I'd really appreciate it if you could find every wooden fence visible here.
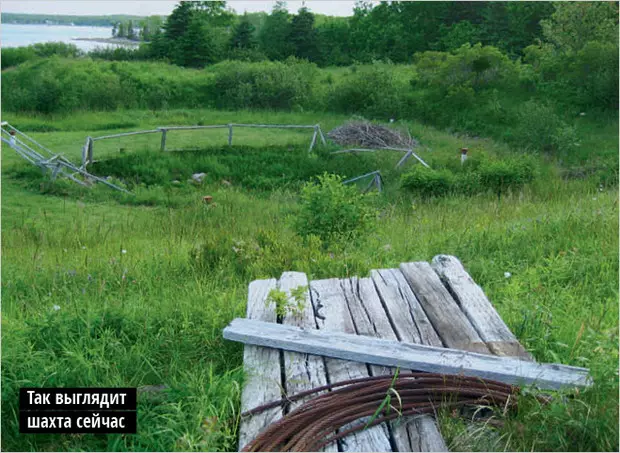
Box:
[82,123,327,168]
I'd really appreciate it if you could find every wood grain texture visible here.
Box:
[371,269,442,347]
[399,262,490,354]
[223,318,592,390]
[280,273,332,412]
[343,277,447,452]
[310,278,394,452]
[431,255,533,360]
[238,279,283,451]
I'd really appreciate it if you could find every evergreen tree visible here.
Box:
[117,22,126,38]
[112,22,118,38]
[230,14,256,50]
[289,7,318,61]
[126,20,137,40]
[259,1,293,60]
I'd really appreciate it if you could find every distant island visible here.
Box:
[73,37,142,46]
[1,12,160,27]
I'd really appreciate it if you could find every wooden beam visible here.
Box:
[223,318,592,390]
[431,255,533,360]
[237,279,283,451]
[399,262,490,354]
[310,278,393,452]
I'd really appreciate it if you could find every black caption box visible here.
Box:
[20,410,137,434]
[20,388,137,411]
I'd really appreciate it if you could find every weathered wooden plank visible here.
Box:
[343,277,446,452]
[160,129,167,152]
[223,318,592,390]
[310,278,394,452]
[280,273,332,411]
[399,262,490,354]
[431,255,533,360]
[371,269,442,347]
[238,279,282,451]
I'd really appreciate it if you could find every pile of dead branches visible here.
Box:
[328,120,419,149]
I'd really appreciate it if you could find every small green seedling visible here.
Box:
[265,285,309,318]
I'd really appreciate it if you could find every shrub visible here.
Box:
[510,100,579,154]
[478,157,536,198]
[327,64,408,119]
[208,59,319,110]
[295,173,376,244]
[1,42,82,70]
[400,166,455,197]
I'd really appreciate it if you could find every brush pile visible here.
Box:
[328,120,419,149]
[242,372,518,452]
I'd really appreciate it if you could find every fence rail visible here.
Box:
[83,123,328,167]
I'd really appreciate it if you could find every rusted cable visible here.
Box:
[242,373,519,452]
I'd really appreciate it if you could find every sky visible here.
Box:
[1,1,359,17]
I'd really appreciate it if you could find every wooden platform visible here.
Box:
[237,255,533,452]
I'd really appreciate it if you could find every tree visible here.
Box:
[230,14,256,50]
[112,22,118,38]
[179,14,219,67]
[540,2,618,53]
[259,1,293,60]
[117,22,126,38]
[289,7,318,61]
[126,20,137,40]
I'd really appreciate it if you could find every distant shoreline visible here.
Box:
[73,37,142,46]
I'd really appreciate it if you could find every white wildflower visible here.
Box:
[504,272,512,279]
[122,249,127,254]
[53,305,61,311]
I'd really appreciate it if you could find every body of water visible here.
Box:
[1,24,131,52]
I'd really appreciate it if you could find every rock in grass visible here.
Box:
[192,173,207,184]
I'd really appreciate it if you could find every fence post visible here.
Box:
[317,125,327,145]
[160,129,167,152]
[308,126,318,153]
[87,137,94,165]
[228,124,233,146]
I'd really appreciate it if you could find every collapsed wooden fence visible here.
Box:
[82,123,328,168]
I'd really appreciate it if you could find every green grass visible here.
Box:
[2,109,618,451]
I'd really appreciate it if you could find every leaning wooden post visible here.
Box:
[308,126,318,153]
[228,124,233,146]
[160,129,167,152]
[317,125,327,145]
[87,137,94,165]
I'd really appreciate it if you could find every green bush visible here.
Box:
[207,59,319,110]
[478,157,536,198]
[509,100,579,154]
[327,64,408,118]
[1,58,214,113]
[402,156,536,198]
[295,173,376,244]
[400,166,455,197]
[1,42,82,70]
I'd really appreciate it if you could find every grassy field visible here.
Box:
[1,109,618,451]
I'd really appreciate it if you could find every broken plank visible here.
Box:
[343,277,447,452]
[310,278,394,452]
[223,318,592,390]
[238,279,283,451]
[399,262,490,354]
[431,255,533,360]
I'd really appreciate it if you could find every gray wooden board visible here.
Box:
[431,255,533,360]
[399,262,490,354]
[223,318,592,390]
[342,277,447,452]
[310,278,394,452]
[371,269,442,347]
[279,273,332,411]
[238,279,283,451]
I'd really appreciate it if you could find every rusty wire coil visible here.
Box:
[242,372,519,452]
